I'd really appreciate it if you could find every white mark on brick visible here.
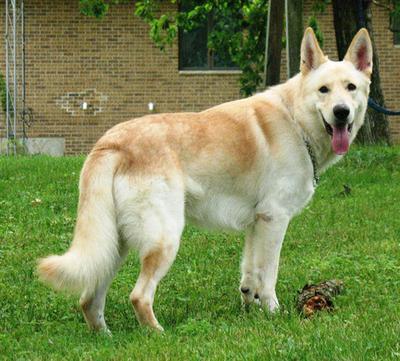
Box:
[56,89,108,116]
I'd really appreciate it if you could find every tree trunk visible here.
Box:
[285,0,304,78]
[263,0,285,87]
[332,0,391,144]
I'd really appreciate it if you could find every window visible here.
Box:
[392,2,400,45]
[178,1,238,71]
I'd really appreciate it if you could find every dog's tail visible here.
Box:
[37,151,120,295]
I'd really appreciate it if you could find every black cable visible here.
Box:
[368,97,400,115]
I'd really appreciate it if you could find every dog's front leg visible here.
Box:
[241,212,289,312]
[240,228,258,305]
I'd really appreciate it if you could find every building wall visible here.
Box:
[0,1,241,154]
[0,1,399,155]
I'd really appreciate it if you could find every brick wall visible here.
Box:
[0,1,241,154]
[0,1,399,154]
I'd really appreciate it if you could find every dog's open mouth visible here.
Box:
[321,113,353,155]
[322,116,353,136]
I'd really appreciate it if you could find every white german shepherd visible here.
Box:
[38,28,372,333]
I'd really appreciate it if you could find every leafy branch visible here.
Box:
[79,0,268,96]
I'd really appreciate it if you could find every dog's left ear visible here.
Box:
[344,28,373,77]
[300,27,327,74]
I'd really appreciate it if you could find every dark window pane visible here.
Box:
[208,11,239,70]
[393,1,400,45]
[394,16,400,45]
[178,1,237,70]
[179,26,208,69]
[213,51,237,69]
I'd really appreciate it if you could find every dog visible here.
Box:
[38,28,372,333]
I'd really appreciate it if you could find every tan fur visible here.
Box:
[37,258,58,282]
[131,297,159,329]
[256,213,273,223]
[130,247,166,330]
[91,105,262,177]
[141,247,165,278]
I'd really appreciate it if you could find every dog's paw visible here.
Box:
[101,327,113,337]
[260,293,280,313]
[239,285,259,305]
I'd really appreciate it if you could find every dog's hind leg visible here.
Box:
[130,238,180,331]
[79,244,129,334]
[114,173,184,331]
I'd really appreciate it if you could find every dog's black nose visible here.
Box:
[333,104,350,123]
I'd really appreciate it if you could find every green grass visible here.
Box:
[0,146,399,360]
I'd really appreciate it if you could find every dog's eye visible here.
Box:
[319,86,329,94]
[347,83,357,91]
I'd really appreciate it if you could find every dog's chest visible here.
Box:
[257,173,315,217]
[185,192,256,231]
[184,169,314,231]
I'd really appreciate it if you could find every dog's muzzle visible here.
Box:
[321,105,354,137]
[320,106,354,155]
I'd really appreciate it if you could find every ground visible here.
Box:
[0,146,399,360]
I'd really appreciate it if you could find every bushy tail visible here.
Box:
[38,152,120,295]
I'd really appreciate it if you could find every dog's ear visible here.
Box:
[344,28,373,77]
[300,27,327,74]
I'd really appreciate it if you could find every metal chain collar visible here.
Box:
[303,138,320,187]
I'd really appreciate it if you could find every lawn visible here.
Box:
[0,146,399,360]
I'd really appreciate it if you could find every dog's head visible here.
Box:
[299,27,372,155]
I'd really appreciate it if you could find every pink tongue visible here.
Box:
[332,126,350,155]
